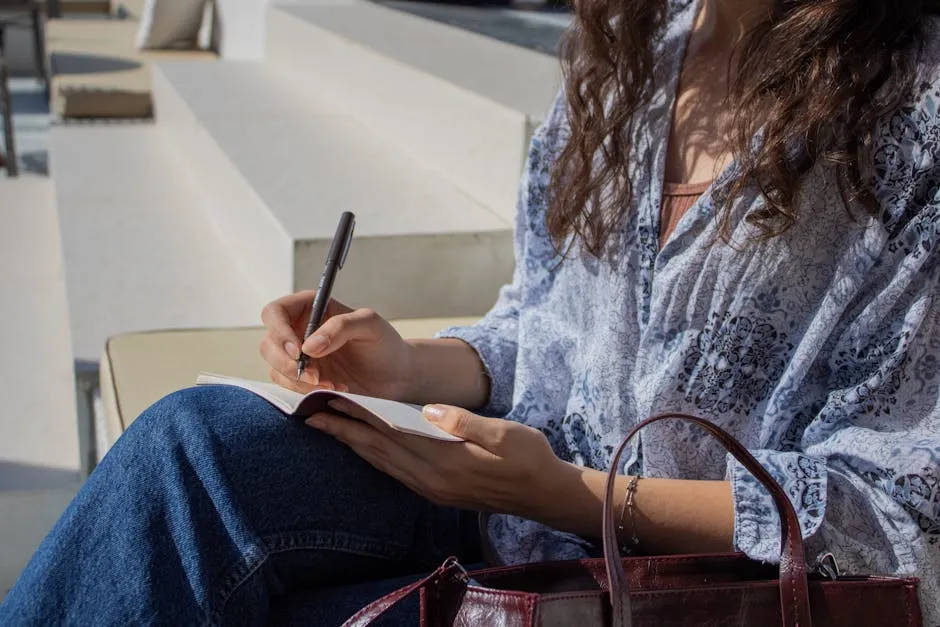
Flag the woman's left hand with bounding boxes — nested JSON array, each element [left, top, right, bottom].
[[305, 401, 563, 519]]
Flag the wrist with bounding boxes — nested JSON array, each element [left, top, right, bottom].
[[401, 338, 490, 408], [398, 339, 425, 403], [525, 459, 605, 538]]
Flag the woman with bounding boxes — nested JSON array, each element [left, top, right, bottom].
[[3, 0, 939, 624]]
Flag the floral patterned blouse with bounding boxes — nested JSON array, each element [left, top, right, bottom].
[[438, 0, 940, 621]]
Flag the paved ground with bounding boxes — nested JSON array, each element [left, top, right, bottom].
[[382, 0, 571, 55]]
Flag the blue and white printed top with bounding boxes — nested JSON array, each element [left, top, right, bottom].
[[438, 0, 940, 621]]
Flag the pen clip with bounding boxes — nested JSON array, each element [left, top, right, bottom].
[[338, 215, 355, 269]]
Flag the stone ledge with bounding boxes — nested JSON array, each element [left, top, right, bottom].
[[51, 125, 264, 363], [266, 1, 560, 220], [153, 60, 514, 320]]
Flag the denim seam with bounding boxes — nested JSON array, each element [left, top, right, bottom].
[[261, 529, 411, 559], [207, 544, 269, 627], [208, 530, 412, 626]]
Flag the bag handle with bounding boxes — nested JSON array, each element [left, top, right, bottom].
[[342, 557, 467, 627], [345, 413, 814, 627], [602, 413, 812, 627]]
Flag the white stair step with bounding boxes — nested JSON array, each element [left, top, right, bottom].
[[265, 0, 560, 217], [152, 60, 514, 320], [0, 178, 80, 475], [0, 177, 81, 595], [51, 125, 266, 364]]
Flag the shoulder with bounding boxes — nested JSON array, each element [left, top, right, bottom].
[[531, 90, 570, 155], [877, 17, 940, 149], [519, 90, 569, 209], [872, 22, 940, 244], [873, 17, 940, 147], [902, 18, 940, 134], [917, 16, 940, 83]]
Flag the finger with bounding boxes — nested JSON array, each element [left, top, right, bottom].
[[323, 297, 354, 319], [327, 398, 367, 419], [260, 335, 320, 386], [422, 405, 511, 452], [269, 367, 337, 394], [301, 307, 386, 358], [326, 399, 483, 469], [259, 333, 308, 376], [297, 298, 356, 356], [261, 295, 314, 360], [269, 367, 310, 394], [326, 399, 398, 437]]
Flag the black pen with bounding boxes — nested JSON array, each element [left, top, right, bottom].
[[296, 211, 356, 381]]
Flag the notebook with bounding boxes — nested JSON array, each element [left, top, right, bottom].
[[195, 372, 462, 441]]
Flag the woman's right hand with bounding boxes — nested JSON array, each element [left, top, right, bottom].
[[259, 292, 414, 401]]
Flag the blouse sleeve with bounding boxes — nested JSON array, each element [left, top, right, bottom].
[[729, 237, 940, 576], [436, 94, 568, 417], [728, 95, 940, 620]]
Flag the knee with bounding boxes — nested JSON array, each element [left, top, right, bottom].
[[118, 385, 286, 459], [131, 385, 237, 432]]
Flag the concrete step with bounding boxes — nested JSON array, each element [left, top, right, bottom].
[[265, 0, 560, 218], [151, 60, 514, 320], [0, 177, 81, 595], [50, 125, 265, 364]]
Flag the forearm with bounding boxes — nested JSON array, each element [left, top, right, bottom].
[[403, 338, 490, 409], [536, 462, 734, 555]]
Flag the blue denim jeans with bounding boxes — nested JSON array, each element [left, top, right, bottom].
[[0, 386, 482, 626]]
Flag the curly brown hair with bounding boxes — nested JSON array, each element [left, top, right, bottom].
[[549, 0, 940, 257]]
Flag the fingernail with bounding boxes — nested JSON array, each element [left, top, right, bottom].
[[301, 367, 319, 386], [285, 342, 300, 360], [306, 416, 325, 429], [422, 405, 446, 422], [304, 335, 329, 355]]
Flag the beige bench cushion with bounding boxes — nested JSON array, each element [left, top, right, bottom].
[[49, 18, 215, 119], [99, 318, 480, 450]]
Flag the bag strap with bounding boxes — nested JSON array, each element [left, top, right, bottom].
[[602, 413, 812, 627], [341, 557, 467, 627]]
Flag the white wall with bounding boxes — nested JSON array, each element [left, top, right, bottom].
[[215, 0, 268, 60]]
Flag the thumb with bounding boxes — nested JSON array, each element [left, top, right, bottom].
[[301, 306, 379, 357], [422, 405, 507, 449]]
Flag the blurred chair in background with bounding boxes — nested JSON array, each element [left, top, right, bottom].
[[0, 51, 13, 176], [0, 1, 50, 95]]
